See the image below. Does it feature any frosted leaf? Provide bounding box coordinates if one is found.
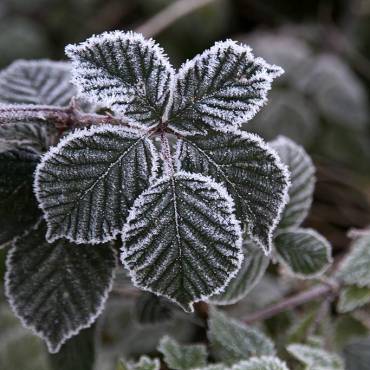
[274,228,332,279]
[135,293,173,325]
[5,221,116,353]
[0,148,41,247]
[168,40,283,135]
[270,136,315,229]
[121,172,243,312]
[158,336,208,370]
[0,122,55,153]
[209,240,269,305]
[0,60,75,106]
[119,356,161,370]
[287,344,344,370]
[208,308,275,365]
[65,31,174,127]
[232,357,290,370]
[35,124,159,244]
[336,234,370,287]
[176,129,290,254]
[193,366,225,370]
[337,285,370,313]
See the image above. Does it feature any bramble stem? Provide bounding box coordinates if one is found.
[0,102,124,129]
[243,281,341,324]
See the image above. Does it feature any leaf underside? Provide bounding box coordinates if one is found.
[270,136,315,229]
[209,239,269,305]
[176,129,289,254]
[168,40,283,135]
[274,228,332,278]
[208,308,275,365]
[35,124,158,244]
[5,222,116,353]
[158,336,208,370]
[0,148,41,246]
[65,31,174,127]
[0,60,74,106]
[121,172,243,312]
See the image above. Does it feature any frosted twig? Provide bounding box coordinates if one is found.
[136,0,216,37]
[0,102,124,129]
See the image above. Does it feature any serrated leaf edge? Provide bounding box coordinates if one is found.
[175,130,291,255]
[4,219,117,353]
[120,171,244,312]
[34,124,159,244]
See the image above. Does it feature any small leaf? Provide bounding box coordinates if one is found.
[270,136,315,229]
[168,40,283,135]
[232,357,290,370]
[337,285,370,313]
[158,336,208,370]
[135,292,173,325]
[287,343,344,370]
[0,60,74,106]
[131,356,160,370]
[209,239,269,305]
[208,308,275,365]
[336,233,370,288]
[0,147,41,247]
[274,228,332,278]
[48,326,95,370]
[121,172,243,312]
[5,221,116,353]
[65,31,174,127]
[176,129,289,254]
[35,124,159,244]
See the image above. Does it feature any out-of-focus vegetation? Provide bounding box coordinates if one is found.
[1,0,370,369]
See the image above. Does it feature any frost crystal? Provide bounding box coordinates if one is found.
[35,124,158,244]
[121,172,243,312]
[66,31,175,127]
[168,40,283,135]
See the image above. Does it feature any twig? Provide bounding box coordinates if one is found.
[136,0,216,38]
[243,282,341,324]
[0,103,124,129]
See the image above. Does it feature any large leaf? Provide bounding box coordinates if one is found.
[0,122,55,153]
[208,308,275,365]
[274,228,332,279]
[5,221,116,353]
[158,336,208,370]
[337,285,370,313]
[336,233,370,287]
[0,147,41,247]
[270,136,315,229]
[168,40,283,135]
[209,239,269,305]
[232,357,289,370]
[35,124,158,244]
[49,326,95,370]
[176,129,289,254]
[0,60,74,106]
[287,344,344,370]
[65,31,174,127]
[121,172,243,312]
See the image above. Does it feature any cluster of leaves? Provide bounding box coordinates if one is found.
[0,29,334,361]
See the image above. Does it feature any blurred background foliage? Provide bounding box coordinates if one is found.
[1,0,370,369]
